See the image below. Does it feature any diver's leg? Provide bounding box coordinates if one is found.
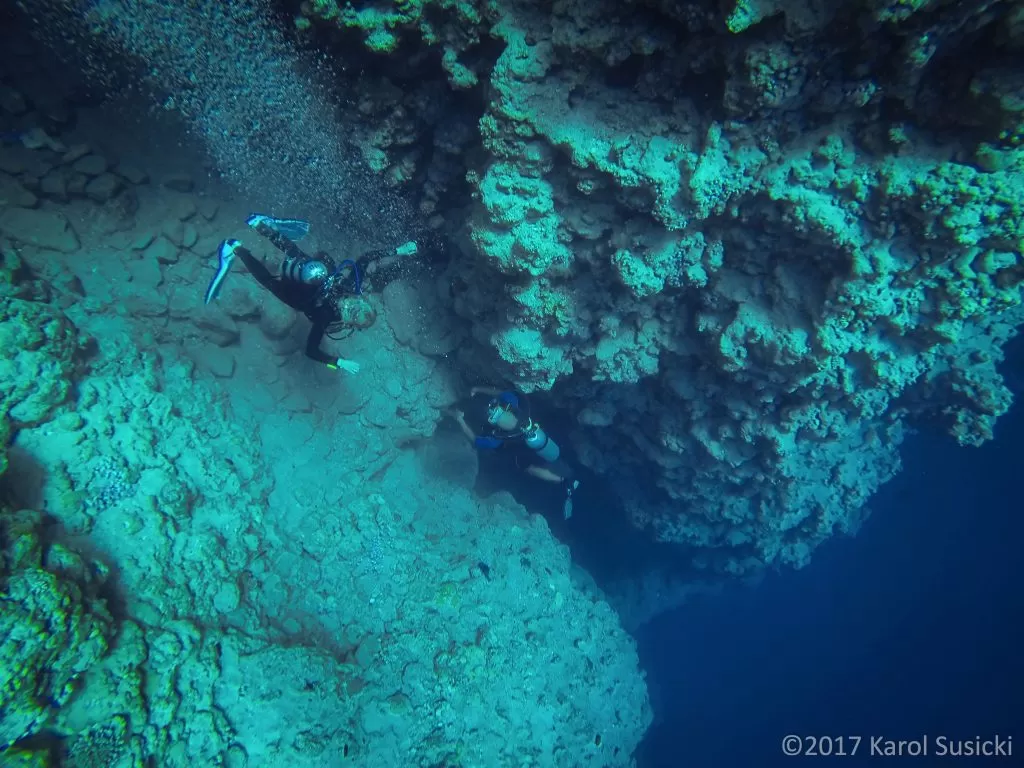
[234,246,277,290]
[234,245,301,308]
[253,221,312,265]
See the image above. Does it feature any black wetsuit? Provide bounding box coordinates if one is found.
[235,223,403,366]
[460,390,575,481]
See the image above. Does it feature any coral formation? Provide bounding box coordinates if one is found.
[2,0,1024,761]
[0,38,650,761]
[299,0,1024,572]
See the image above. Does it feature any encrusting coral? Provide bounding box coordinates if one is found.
[301,0,1024,573]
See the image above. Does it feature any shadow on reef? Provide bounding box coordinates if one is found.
[452,390,708,616]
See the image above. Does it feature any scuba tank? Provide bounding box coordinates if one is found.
[523,422,560,462]
[282,256,329,285]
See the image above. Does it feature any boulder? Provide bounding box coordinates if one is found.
[71,154,108,177]
[0,172,37,207]
[160,219,184,247]
[167,196,197,221]
[0,207,79,252]
[142,235,179,265]
[0,85,28,114]
[131,231,155,251]
[123,292,169,318]
[194,314,241,347]
[0,146,32,174]
[84,173,122,203]
[125,255,164,291]
[182,222,199,249]
[382,279,464,356]
[258,295,298,339]
[162,173,194,192]
[60,144,91,165]
[18,127,65,153]
[66,173,88,197]
[115,163,148,185]
[197,198,219,221]
[39,169,68,201]
[192,344,237,378]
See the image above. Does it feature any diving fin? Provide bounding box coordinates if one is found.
[246,213,311,242]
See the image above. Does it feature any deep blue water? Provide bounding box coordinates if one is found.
[635,375,1024,766]
[472,345,1024,767]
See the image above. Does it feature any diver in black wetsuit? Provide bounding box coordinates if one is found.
[235,215,411,373]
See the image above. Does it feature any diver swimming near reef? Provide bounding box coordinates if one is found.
[205,214,416,373]
[451,386,581,519]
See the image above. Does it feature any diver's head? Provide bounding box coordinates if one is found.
[283,256,329,286]
[336,296,377,329]
[486,399,520,432]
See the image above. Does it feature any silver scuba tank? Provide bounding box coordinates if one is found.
[282,257,329,285]
[524,422,560,462]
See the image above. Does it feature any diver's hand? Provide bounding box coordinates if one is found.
[333,358,360,374]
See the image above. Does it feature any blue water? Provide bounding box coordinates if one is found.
[634,349,1024,767]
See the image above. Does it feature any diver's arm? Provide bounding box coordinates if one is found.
[452,410,476,442]
[305,322,360,373]
[355,240,417,290]
[304,322,336,366]
[470,386,502,397]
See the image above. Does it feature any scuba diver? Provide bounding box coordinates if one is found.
[451,386,581,519]
[205,214,416,373]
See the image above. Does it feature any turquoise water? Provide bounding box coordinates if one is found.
[2,1,1022,766]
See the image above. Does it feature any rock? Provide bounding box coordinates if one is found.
[142,235,179,265]
[162,173,194,192]
[280,390,313,413]
[126,255,164,290]
[39,169,68,201]
[194,314,241,347]
[112,188,139,219]
[382,280,464,356]
[71,154,108,177]
[167,285,197,319]
[194,234,223,256]
[0,207,79,252]
[0,172,38,207]
[19,127,65,153]
[131,231,155,250]
[115,162,148,185]
[258,295,298,339]
[61,144,91,165]
[106,231,134,250]
[0,146,32,174]
[93,189,138,235]
[197,197,219,221]
[182,222,198,249]
[167,196,197,221]
[196,346,237,380]
[123,292,169,318]
[84,172,122,202]
[38,100,72,127]
[160,219,184,247]
[66,173,88,197]
[0,85,28,114]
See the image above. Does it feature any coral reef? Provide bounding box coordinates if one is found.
[0,36,651,761]
[300,0,1024,572]
[0,507,116,754]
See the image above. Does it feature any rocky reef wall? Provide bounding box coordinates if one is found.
[295,0,1024,573]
